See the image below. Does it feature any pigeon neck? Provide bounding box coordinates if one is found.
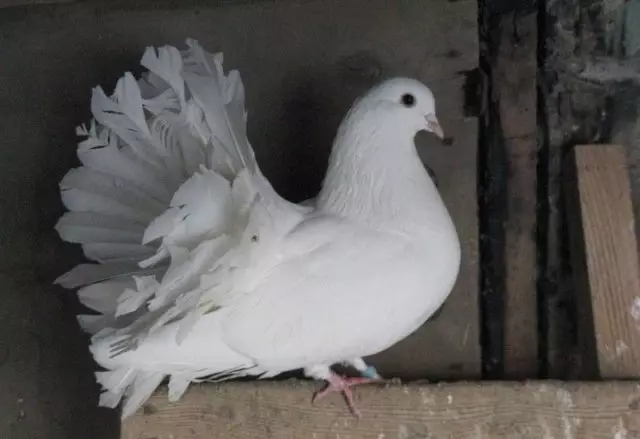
[316,106,454,235]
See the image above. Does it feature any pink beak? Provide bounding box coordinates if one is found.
[425,113,444,139]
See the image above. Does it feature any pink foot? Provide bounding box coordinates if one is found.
[312,373,379,417]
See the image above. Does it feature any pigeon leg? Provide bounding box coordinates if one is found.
[311,372,378,417]
[344,357,383,380]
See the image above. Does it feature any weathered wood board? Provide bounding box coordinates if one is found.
[541,0,636,381]
[0,0,73,8]
[564,144,640,379]
[0,1,478,438]
[492,11,539,379]
[122,380,640,439]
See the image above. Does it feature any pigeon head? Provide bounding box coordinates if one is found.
[357,77,444,139]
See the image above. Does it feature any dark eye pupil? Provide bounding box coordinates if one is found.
[401,93,415,107]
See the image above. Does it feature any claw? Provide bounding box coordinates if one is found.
[312,373,378,418]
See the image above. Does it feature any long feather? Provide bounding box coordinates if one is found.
[77,141,172,203]
[55,38,307,418]
[82,243,156,263]
[60,167,166,217]
[121,371,165,418]
[91,72,163,163]
[60,188,155,224]
[56,212,145,244]
[167,374,191,402]
[55,262,162,289]
[96,368,138,409]
[182,72,250,174]
[115,275,159,317]
[77,278,135,313]
[181,38,255,173]
[140,45,185,106]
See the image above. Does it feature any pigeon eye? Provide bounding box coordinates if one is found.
[401,93,415,107]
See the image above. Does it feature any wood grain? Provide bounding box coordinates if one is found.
[0,0,74,8]
[495,12,539,379]
[121,380,640,439]
[565,145,640,378]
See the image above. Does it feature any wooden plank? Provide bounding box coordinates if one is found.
[122,380,640,439]
[493,11,539,379]
[0,0,74,8]
[564,144,640,379]
[542,0,625,381]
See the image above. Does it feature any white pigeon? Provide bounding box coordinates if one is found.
[54,38,460,419]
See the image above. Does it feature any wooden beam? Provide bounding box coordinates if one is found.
[564,145,640,379]
[0,0,74,8]
[494,11,539,379]
[121,380,640,439]
[542,1,615,381]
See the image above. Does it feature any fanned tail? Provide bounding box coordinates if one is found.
[55,38,306,418]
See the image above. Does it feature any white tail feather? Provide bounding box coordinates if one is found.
[91,73,163,164]
[78,279,135,313]
[121,371,166,418]
[168,374,191,402]
[82,243,156,263]
[61,167,167,216]
[115,276,159,317]
[56,38,303,418]
[140,46,185,106]
[55,261,163,289]
[60,188,155,224]
[77,143,173,202]
[56,212,145,244]
[96,368,137,408]
[77,315,109,334]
